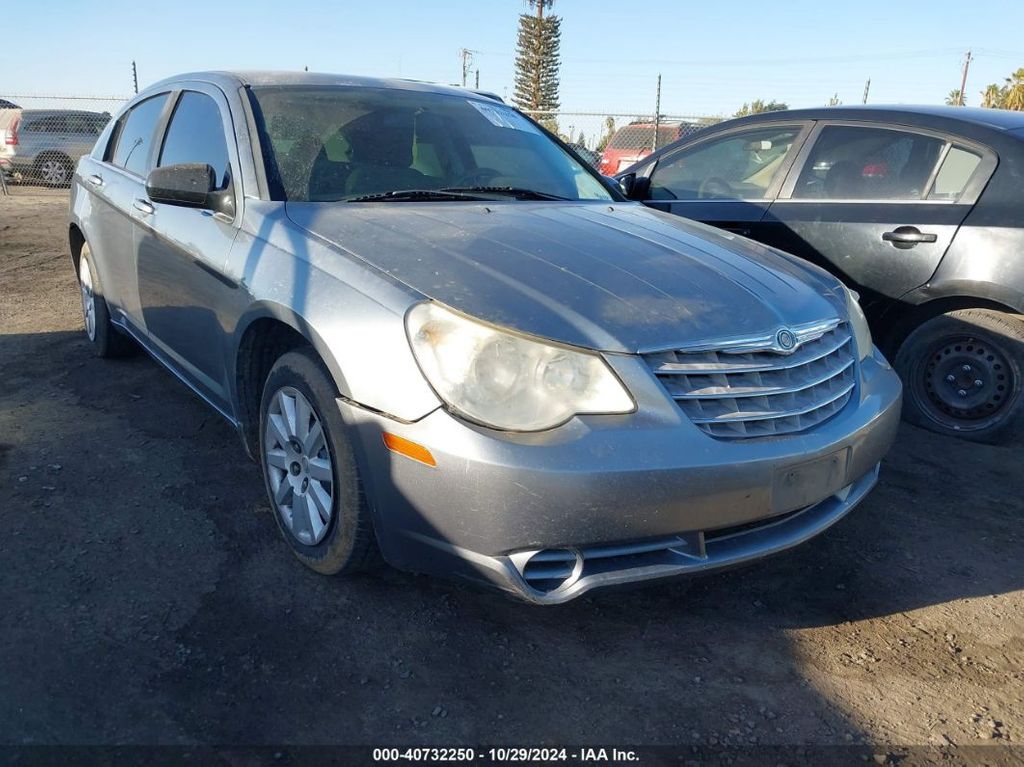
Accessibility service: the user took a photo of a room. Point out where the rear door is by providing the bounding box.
[85,93,170,323]
[761,121,996,311]
[636,122,812,239]
[133,85,241,412]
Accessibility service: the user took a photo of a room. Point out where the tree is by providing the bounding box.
[946,89,965,106]
[512,0,561,118]
[980,83,1006,109]
[734,99,788,117]
[1004,68,1024,111]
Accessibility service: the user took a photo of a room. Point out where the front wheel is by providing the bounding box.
[259,348,380,574]
[894,308,1024,445]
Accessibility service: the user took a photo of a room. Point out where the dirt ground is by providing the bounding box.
[1,194,1022,758]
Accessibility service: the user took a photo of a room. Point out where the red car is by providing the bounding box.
[599,121,703,175]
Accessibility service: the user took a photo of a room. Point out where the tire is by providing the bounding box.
[894,308,1024,445]
[77,244,137,358]
[259,347,380,574]
[36,154,73,187]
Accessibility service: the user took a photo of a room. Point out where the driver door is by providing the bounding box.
[638,122,812,239]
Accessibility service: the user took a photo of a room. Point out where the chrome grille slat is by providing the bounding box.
[687,380,856,423]
[672,357,855,400]
[649,330,851,375]
[646,321,856,439]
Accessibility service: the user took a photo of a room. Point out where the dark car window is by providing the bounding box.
[249,86,612,202]
[65,113,108,135]
[109,95,167,177]
[792,125,945,201]
[159,91,231,189]
[648,126,801,201]
[24,114,68,133]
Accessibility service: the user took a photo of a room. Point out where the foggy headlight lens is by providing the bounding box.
[845,287,872,361]
[407,302,634,431]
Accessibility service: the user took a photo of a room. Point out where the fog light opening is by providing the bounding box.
[518,548,584,594]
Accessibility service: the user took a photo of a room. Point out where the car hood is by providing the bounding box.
[286,201,845,353]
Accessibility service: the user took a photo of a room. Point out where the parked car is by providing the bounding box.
[69,72,901,602]
[617,106,1024,444]
[5,109,110,186]
[599,120,704,176]
[568,142,601,167]
[0,99,19,110]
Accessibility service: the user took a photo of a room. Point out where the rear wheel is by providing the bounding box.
[36,154,72,187]
[894,308,1024,445]
[259,348,380,574]
[78,244,136,358]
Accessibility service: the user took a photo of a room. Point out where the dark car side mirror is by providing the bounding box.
[612,172,650,200]
[146,163,233,217]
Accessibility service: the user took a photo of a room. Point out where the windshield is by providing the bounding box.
[249,86,613,203]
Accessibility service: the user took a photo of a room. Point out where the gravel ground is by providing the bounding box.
[1,194,1022,757]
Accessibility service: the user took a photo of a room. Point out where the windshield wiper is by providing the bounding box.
[343,189,490,203]
[441,186,570,201]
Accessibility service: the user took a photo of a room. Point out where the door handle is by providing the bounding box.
[133,198,155,215]
[882,226,937,249]
[87,174,104,188]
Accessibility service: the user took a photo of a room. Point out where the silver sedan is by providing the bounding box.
[68,71,902,603]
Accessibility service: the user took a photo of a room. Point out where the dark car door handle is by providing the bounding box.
[882,226,937,248]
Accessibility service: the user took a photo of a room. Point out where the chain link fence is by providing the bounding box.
[0,95,723,196]
[0,95,128,195]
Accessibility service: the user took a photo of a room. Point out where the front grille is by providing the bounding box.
[645,320,856,438]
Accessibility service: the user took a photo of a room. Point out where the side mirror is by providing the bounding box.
[146,163,233,217]
[616,172,636,198]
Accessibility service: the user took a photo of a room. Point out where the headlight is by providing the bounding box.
[844,287,872,361]
[406,302,635,431]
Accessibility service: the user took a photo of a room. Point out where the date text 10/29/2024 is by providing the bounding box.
[373,747,641,763]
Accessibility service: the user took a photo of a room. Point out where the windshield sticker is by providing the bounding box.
[468,100,540,134]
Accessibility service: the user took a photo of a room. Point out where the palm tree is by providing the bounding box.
[945,89,964,106]
[1004,68,1024,111]
[980,83,1005,109]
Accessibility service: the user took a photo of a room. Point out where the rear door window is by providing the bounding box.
[158,91,231,189]
[791,125,946,200]
[109,95,167,177]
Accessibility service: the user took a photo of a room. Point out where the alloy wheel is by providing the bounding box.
[39,158,68,186]
[264,386,335,545]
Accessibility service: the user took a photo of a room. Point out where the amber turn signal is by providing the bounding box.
[382,432,437,467]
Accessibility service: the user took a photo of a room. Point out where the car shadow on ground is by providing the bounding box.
[2,328,1022,745]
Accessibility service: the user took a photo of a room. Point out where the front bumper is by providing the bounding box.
[340,349,902,603]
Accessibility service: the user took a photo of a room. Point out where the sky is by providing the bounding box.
[2,0,1022,118]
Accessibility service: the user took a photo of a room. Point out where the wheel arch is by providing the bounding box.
[878,283,1023,356]
[231,302,353,459]
[68,223,85,274]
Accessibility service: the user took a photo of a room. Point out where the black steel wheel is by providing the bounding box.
[895,308,1024,445]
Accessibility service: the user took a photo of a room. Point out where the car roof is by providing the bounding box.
[144,70,500,103]
[20,109,109,118]
[721,104,1024,133]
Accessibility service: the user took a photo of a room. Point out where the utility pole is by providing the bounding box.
[862,78,871,104]
[652,73,662,151]
[131,60,139,95]
[958,50,972,106]
[459,48,477,87]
